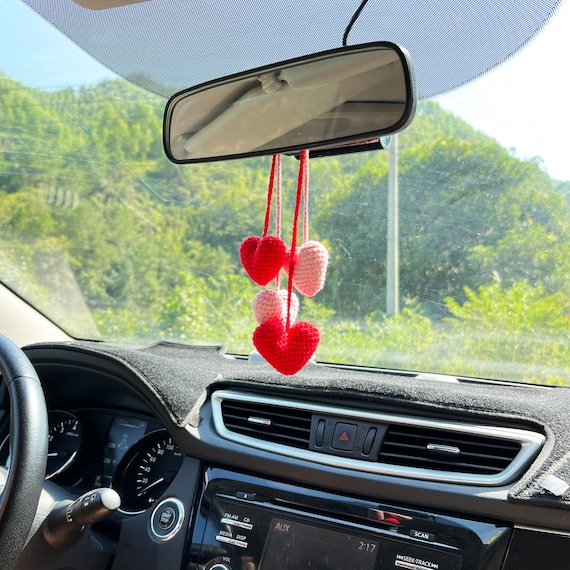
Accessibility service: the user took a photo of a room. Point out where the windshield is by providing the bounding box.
[1,0,569,384]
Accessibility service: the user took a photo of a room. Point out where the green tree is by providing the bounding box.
[443,281,570,384]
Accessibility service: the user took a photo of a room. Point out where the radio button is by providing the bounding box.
[395,561,423,569]
[315,419,326,447]
[215,535,248,549]
[221,517,254,530]
[363,427,377,455]
[409,529,436,542]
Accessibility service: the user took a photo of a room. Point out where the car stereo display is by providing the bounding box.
[259,516,379,570]
[193,492,465,570]
[188,470,514,570]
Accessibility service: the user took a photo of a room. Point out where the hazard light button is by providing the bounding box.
[331,423,358,451]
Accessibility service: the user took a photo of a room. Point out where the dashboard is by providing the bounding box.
[6,340,570,569]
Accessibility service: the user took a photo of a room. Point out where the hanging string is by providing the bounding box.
[275,154,282,239]
[302,150,310,244]
[286,150,308,330]
[275,154,282,291]
[262,154,278,238]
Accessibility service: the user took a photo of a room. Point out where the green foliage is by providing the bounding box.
[158,271,259,351]
[443,281,570,384]
[1,73,570,384]
[316,302,436,370]
[315,109,570,319]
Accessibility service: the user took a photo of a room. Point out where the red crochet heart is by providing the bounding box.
[284,240,329,297]
[253,318,320,375]
[240,235,286,286]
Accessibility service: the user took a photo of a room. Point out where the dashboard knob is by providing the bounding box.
[209,565,232,570]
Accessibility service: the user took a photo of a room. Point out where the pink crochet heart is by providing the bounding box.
[252,289,299,325]
[284,240,329,297]
[253,317,320,375]
[240,235,286,286]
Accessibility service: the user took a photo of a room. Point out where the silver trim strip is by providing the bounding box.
[515,525,570,537]
[210,390,545,486]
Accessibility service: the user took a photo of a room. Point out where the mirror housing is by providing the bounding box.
[163,42,416,163]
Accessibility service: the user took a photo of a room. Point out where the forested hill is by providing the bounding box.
[1,74,569,381]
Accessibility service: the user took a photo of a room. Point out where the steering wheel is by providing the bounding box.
[0,334,48,570]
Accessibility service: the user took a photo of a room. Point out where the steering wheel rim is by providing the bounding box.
[0,334,48,570]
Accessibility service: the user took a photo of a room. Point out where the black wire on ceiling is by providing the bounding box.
[342,0,372,46]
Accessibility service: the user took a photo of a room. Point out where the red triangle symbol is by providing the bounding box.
[339,432,349,441]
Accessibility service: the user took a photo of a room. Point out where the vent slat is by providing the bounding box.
[379,424,521,475]
[386,429,520,453]
[379,452,504,474]
[221,401,312,450]
[381,441,516,463]
[223,421,310,439]
[222,413,310,435]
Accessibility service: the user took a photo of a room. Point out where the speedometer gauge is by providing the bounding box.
[112,430,183,513]
[0,410,83,478]
[46,411,82,479]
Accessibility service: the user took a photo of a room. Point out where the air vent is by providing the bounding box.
[221,400,312,449]
[379,424,521,475]
[210,390,545,486]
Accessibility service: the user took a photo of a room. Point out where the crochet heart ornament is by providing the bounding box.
[284,240,329,297]
[253,318,320,376]
[239,235,286,286]
[243,151,325,376]
[253,289,299,325]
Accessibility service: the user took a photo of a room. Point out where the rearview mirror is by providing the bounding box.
[163,42,416,163]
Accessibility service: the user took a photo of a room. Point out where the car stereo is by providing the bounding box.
[186,469,512,570]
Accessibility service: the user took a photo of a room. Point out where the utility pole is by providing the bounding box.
[386,134,399,316]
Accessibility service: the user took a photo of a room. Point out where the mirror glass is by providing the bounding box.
[163,42,416,163]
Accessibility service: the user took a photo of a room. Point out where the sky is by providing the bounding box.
[437,0,570,183]
[1,0,569,182]
[0,0,117,88]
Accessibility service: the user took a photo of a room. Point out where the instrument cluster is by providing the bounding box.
[0,408,183,514]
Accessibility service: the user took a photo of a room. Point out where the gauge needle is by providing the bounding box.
[137,477,165,496]
[47,452,59,457]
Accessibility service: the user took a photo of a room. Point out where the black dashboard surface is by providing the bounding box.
[13,340,570,569]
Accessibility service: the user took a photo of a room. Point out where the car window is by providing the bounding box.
[0,0,569,385]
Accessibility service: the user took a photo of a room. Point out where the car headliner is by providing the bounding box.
[23,0,564,99]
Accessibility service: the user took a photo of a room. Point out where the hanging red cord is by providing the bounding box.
[283,150,329,297]
[275,155,282,239]
[275,154,282,291]
[262,154,277,238]
[302,148,309,244]
[285,150,307,331]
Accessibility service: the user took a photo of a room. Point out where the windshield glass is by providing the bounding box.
[1,0,569,384]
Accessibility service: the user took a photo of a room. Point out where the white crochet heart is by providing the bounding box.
[252,289,299,325]
[284,240,329,297]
